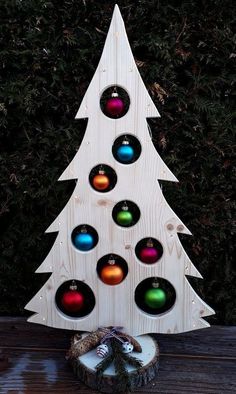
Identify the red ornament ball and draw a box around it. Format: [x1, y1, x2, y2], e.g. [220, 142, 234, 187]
[105, 97, 125, 117]
[139, 247, 159, 264]
[61, 290, 84, 313]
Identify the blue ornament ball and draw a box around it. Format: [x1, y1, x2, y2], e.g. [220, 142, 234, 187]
[73, 233, 94, 251]
[117, 144, 134, 163]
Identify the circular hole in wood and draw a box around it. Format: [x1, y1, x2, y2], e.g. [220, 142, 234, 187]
[135, 277, 176, 315]
[135, 237, 163, 264]
[55, 280, 96, 318]
[112, 200, 140, 227]
[112, 134, 142, 164]
[100, 85, 130, 119]
[97, 254, 128, 286]
[89, 164, 117, 193]
[71, 224, 98, 251]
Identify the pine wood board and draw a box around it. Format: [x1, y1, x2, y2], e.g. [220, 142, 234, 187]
[25, 4, 214, 336]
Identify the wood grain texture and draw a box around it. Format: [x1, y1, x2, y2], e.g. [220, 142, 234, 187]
[1, 352, 236, 394]
[25, 5, 214, 335]
[71, 335, 159, 393]
[0, 318, 236, 358]
[0, 319, 236, 394]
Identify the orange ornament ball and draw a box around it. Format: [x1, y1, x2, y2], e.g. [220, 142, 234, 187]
[100, 264, 124, 285]
[92, 174, 110, 191]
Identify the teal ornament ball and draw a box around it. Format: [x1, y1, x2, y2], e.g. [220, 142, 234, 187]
[144, 288, 166, 309]
[116, 210, 133, 226]
[74, 233, 94, 251]
[117, 144, 134, 163]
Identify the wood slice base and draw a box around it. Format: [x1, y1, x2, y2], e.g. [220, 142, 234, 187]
[70, 334, 159, 393]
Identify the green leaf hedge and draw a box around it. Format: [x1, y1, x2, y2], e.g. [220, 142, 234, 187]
[0, 0, 235, 324]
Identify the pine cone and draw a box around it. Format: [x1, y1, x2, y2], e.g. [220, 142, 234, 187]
[67, 328, 107, 359]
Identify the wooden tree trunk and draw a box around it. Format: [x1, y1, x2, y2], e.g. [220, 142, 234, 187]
[70, 335, 159, 393]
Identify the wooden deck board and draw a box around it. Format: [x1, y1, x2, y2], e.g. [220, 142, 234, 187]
[0, 317, 236, 393]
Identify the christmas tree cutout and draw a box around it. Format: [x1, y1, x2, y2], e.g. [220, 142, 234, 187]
[25, 5, 214, 335]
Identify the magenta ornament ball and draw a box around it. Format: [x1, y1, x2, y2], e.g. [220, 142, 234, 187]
[139, 247, 159, 264]
[105, 97, 125, 117]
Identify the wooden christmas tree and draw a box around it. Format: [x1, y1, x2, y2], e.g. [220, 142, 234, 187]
[25, 5, 214, 337]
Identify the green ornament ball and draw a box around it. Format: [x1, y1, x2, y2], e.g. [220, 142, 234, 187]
[144, 288, 166, 309]
[116, 210, 133, 226]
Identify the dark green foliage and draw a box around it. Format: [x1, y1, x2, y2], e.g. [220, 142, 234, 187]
[96, 339, 143, 392]
[0, 0, 235, 324]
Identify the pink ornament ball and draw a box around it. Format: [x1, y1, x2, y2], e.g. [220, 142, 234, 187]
[139, 247, 159, 264]
[105, 97, 125, 117]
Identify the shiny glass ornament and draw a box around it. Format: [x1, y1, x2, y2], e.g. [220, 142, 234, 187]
[112, 134, 141, 164]
[56, 280, 96, 318]
[144, 288, 166, 309]
[92, 173, 110, 191]
[89, 165, 117, 192]
[116, 209, 133, 226]
[74, 232, 94, 251]
[135, 238, 163, 264]
[97, 254, 128, 285]
[61, 287, 84, 313]
[100, 263, 124, 285]
[116, 143, 134, 163]
[105, 93, 125, 117]
[139, 246, 159, 264]
[101, 86, 130, 118]
[112, 200, 140, 227]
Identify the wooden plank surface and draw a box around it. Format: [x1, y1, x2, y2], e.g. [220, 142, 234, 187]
[0, 318, 236, 393]
[0, 317, 235, 357]
[25, 4, 214, 336]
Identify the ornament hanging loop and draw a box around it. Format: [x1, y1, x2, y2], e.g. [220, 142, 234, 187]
[147, 238, 154, 248]
[112, 86, 118, 97]
[122, 201, 129, 211]
[152, 278, 160, 288]
[98, 165, 105, 174]
[122, 138, 130, 145]
[70, 280, 78, 291]
[108, 255, 116, 265]
[100, 327, 126, 344]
